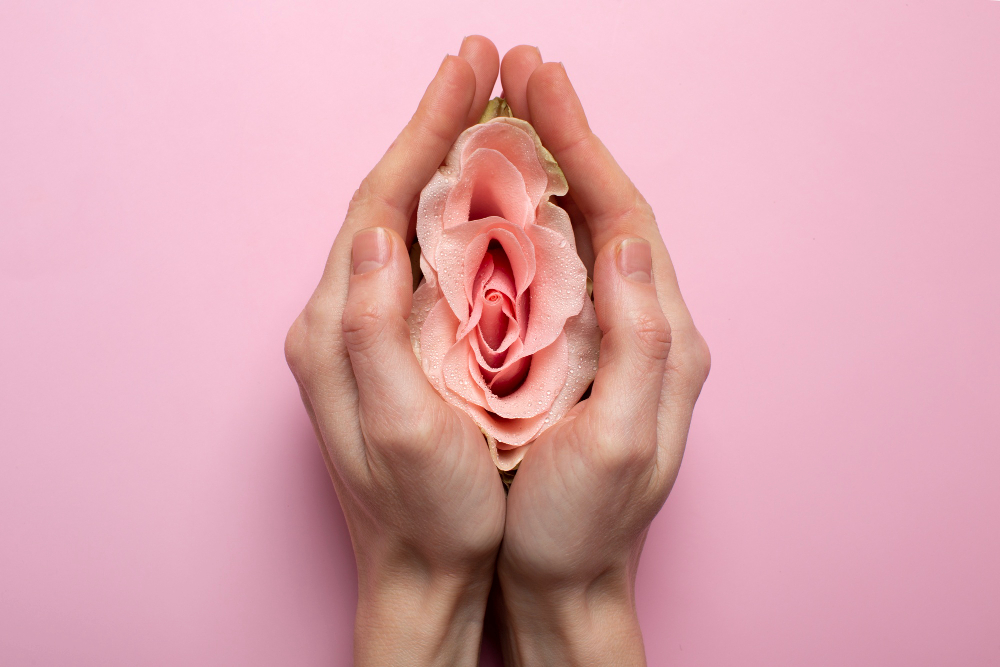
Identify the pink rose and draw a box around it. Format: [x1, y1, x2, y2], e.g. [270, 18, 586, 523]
[408, 116, 601, 470]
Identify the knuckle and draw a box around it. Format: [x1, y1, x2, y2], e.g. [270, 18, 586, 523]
[284, 302, 334, 380]
[631, 309, 672, 362]
[590, 417, 657, 474]
[365, 400, 441, 460]
[670, 330, 712, 397]
[341, 297, 390, 353]
[283, 314, 309, 372]
[347, 178, 378, 217]
[693, 331, 712, 382]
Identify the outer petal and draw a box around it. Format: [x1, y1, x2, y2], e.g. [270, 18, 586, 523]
[542, 297, 602, 429]
[467, 406, 547, 449]
[416, 172, 454, 273]
[489, 117, 568, 200]
[408, 280, 442, 362]
[443, 148, 533, 230]
[418, 298, 461, 393]
[460, 122, 549, 208]
[520, 223, 588, 355]
[534, 200, 577, 251]
[416, 117, 568, 272]
[487, 433, 529, 472]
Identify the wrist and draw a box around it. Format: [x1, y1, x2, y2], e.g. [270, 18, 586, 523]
[495, 565, 646, 666]
[354, 553, 494, 667]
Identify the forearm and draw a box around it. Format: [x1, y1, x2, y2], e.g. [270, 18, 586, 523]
[495, 572, 646, 667]
[354, 561, 493, 667]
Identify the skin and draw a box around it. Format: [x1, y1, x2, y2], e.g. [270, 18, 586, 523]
[285, 36, 710, 666]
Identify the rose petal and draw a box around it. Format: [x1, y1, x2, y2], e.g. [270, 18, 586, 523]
[472, 297, 601, 450]
[520, 223, 588, 355]
[479, 290, 508, 350]
[444, 148, 532, 229]
[483, 332, 567, 418]
[484, 247, 516, 299]
[407, 279, 442, 362]
[490, 117, 568, 200]
[534, 200, 577, 251]
[487, 355, 531, 397]
[541, 297, 602, 426]
[460, 122, 549, 208]
[457, 253, 494, 339]
[436, 217, 535, 328]
[472, 330, 523, 374]
[416, 172, 454, 273]
[416, 118, 568, 275]
[467, 407, 547, 449]
[486, 433, 530, 472]
[442, 341, 489, 410]
[418, 298, 461, 393]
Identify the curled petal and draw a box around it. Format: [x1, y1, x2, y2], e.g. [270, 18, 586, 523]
[470, 333, 568, 420]
[444, 148, 532, 229]
[436, 217, 535, 328]
[487, 117, 568, 200]
[460, 122, 550, 208]
[418, 298, 461, 393]
[443, 341, 489, 410]
[521, 223, 588, 355]
[487, 433, 530, 472]
[416, 173, 453, 273]
[408, 280, 442, 363]
[472, 331, 524, 375]
[478, 290, 509, 350]
[534, 200, 577, 250]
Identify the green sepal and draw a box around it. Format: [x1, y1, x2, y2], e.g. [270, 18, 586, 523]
[479, 97, 513, 123]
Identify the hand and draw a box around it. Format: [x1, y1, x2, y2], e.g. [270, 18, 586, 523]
[491, 47, 712, 666]
[284, 37, 507, 667]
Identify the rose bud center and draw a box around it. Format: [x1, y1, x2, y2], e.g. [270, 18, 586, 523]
[480, 290, 508, 350]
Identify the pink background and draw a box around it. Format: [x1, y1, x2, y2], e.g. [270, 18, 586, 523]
[2, 1, 999, 664]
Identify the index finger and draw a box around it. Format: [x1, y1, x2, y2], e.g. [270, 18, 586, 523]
[525, 62, 708, 380]
[345, 54, 478, 240]
[525, 62, 651, 254]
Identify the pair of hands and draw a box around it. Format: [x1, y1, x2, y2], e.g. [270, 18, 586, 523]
[285, 36, 710, 666]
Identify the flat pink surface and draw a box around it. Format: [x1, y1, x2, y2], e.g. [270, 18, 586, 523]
[2, 2, 998, 665]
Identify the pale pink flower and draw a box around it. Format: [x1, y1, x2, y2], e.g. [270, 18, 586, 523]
[408, 116, 601, 470]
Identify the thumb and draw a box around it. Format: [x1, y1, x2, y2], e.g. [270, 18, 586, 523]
[342, 227, 439, 445]
[586, 236, 672, 462]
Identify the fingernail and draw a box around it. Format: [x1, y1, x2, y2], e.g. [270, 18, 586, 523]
[459, 36, 469, 53]
[353, 228, 390, 275]
[616, 238, 652, 283]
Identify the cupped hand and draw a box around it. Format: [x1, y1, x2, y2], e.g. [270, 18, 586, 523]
[493, 47, 712, 666]
[284, 37, 506, 667]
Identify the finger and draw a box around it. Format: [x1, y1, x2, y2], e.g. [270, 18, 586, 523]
[524, 62, 707, 392]
[459, 35, 500, 126]
[586, 236, 671, 463]
[341, 227, 444, 446]
[499, 45, 542, 122]
[347, 55, 477, 239]
[525, 62, 647, 252]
